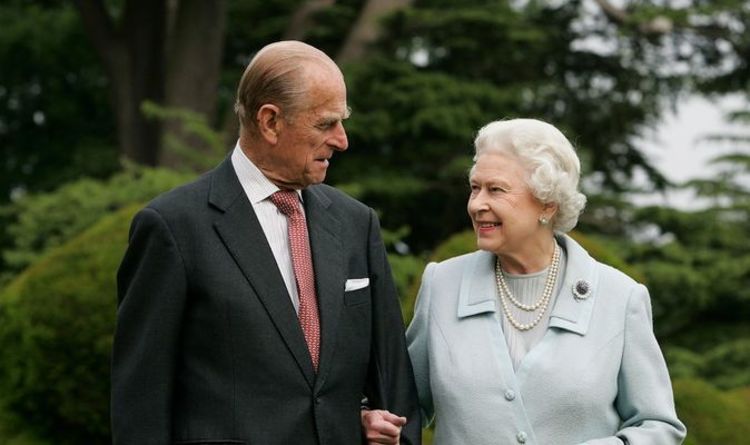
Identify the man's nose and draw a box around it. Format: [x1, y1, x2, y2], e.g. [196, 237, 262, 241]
[331, 122, 348, 151]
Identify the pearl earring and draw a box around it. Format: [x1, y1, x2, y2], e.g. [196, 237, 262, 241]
[539, 215, 549, 225]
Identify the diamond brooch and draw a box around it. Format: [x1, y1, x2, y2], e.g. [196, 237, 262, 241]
[572, 280, 591, 300]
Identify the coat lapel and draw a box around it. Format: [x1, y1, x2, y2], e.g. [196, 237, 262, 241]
[455, 251, 521, 407]
[457, 250, 498, 318]
[209, 158, 316, 386]
[548, 234, 598, 336]
[302, 186, 344, 386]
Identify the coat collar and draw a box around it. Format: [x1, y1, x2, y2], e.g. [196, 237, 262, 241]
[548, 234, 598, 335]
[456, 234, 599, 336]
[456, 250, 497, 318]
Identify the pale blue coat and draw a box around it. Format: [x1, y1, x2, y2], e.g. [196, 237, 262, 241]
[406, 235, 686, 445]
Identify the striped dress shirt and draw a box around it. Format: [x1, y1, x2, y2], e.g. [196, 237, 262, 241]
[231, 143, 302, 312]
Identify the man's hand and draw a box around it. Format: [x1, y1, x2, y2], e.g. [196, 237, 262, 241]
[361, 409, 407, 445]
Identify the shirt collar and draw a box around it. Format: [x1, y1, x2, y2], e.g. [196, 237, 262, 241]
[230, 141, 303, 204]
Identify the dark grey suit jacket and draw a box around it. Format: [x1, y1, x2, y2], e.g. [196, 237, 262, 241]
[112, 158, 420, 445]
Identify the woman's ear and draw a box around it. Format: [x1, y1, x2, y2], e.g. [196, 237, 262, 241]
[543, 202, 559, 220]
[257, 104, 282, 144]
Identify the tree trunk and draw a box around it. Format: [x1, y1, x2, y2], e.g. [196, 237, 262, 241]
[74, 0, 166, 166]
[160, 0, 227, 168]
[335, 0, 413, 65]
[282, 0, 336, 41]
[74, 0, 227, 168]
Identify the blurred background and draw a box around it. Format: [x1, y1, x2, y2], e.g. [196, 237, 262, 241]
[0, 1, 748, 444]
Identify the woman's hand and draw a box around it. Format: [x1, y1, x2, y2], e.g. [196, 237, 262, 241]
[361, 409, 407, 445]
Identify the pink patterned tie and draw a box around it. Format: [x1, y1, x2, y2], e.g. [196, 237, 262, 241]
[270, 190, 321, 371]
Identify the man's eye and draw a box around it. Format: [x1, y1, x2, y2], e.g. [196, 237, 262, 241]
[317, 122, 336, 130]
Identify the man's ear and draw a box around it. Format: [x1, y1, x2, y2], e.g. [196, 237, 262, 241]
[257, 104, 282, 144]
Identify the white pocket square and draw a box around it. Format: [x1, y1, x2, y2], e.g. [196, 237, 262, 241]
[345, 278, 370, 292]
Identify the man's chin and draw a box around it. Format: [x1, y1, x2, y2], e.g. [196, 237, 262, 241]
[304, 171, 328, 186]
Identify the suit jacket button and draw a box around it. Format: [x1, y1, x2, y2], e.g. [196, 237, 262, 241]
[504, 389, 516, 401]
[315, 397, 321, 405]
[516, 431, 527, 443]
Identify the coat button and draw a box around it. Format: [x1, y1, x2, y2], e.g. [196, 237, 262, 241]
[516, 431, 528, 443]
[504, 389, 516, 401]
[314, 397, 321, 405]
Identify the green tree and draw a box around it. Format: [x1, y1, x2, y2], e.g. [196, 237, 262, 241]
[323, 0, 685, 251]
[0, 1, 118, 203]
[72, 0, 227, 166]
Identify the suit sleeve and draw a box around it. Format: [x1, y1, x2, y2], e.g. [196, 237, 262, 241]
[112, 207, 187, 445]
[598, 284, 687, 444]
[363, 209, 421, 445]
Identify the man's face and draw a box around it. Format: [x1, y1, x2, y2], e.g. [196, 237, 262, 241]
[264, 69, 349, 189]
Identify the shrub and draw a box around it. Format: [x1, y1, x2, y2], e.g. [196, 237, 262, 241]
[665, 337, 750, 390]
[674, 378, 750, 445]
[1, 167, 194, 283]
[0, 204, 140, 444]
[0, 400, 51, 445]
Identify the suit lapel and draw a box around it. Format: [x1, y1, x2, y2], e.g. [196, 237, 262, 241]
[302, 186, 344, 386]
[209, 158, 316, 387]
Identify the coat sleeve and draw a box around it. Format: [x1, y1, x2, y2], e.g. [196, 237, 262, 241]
[405, 262, 436, 424]
[598, 284, 687, 444]
[363, 209, 421, 445]
[112, 207, 188, 445]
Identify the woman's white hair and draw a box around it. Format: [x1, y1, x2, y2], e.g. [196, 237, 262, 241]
[472, 118, 587, 233]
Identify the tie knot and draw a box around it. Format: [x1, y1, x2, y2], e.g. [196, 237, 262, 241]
[270, 190, 301, 217]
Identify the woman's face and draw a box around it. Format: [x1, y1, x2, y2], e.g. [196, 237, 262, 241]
[467, 152, 548, 257]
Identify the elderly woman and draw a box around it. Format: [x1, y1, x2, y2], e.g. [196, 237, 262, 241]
[362, 118, 686, 445]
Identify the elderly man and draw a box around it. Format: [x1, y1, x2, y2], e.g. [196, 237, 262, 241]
[112, 41, 420, 445]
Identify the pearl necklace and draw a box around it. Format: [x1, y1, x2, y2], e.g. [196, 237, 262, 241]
[495, 243, 560, 331]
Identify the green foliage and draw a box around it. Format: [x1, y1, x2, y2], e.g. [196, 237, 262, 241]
[1, 166, 194, 283]
[0, 0, 748, 442]
[569, 232, 646, 282]
[429, 231, 477, 263]
[0, 1, 118, 202]
[622, 166, 750, 341]
[0, 402, 51, 445]
[141, 101, 227, 171]
[665, 322, 750, 389]
[0, 204, 140, 444]
[324, 0, 680, 252]
[673, 379, 750, 445]
[221, 0, 307, 117]
[389, 252, 427, 320]
[422, 426, 434, 445]
[380, 226, 428, 320]
[0, 421, 49, 445]
[677, 1, 750, 95]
